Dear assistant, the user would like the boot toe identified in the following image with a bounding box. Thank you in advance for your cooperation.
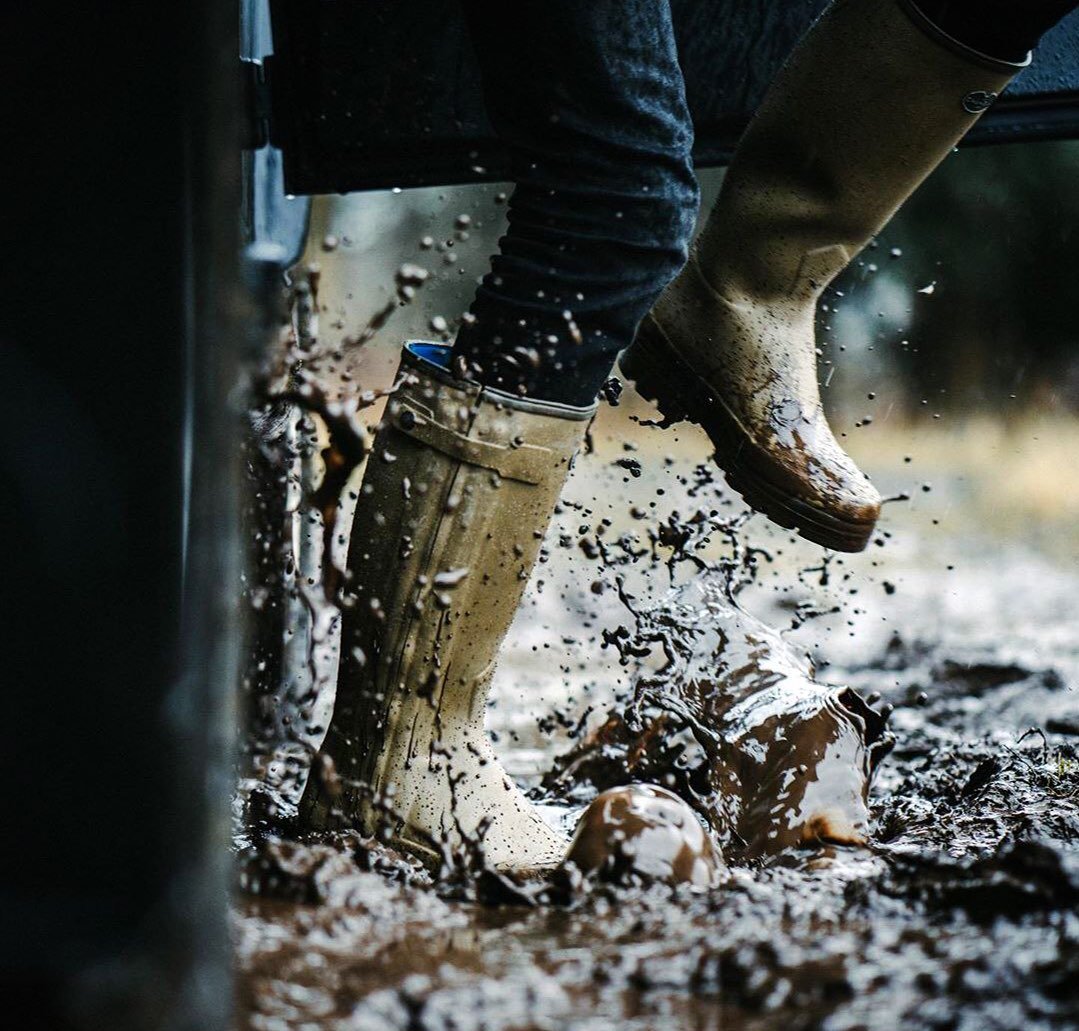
[730,408,881,551]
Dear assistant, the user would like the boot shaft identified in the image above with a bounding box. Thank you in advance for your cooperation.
[698,0,1027,305]
[308,343,594,825]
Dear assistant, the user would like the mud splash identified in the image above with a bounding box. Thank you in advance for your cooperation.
[559,784,726,890]
[544,574,892,862]
[235,530,1079,1031]
[236,642,1079,1031]
[235,272,1078,1028]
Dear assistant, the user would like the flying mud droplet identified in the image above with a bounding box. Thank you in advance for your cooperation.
[433,567,470,589]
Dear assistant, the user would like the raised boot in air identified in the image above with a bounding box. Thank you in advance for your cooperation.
[621,0,1026,551]
[300,343,595,873]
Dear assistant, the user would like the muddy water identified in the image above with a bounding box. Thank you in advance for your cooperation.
[236,382,1079,1029]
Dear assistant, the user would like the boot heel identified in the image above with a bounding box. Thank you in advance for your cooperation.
[620,317,691,425]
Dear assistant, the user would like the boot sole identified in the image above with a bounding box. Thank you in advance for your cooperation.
[621,319,876,553]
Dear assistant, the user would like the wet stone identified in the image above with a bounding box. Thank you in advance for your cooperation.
[561,784,725,889]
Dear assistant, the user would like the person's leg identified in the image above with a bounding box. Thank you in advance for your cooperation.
[300,344,595,871]
[912,0,1079,62]
[301,2,695,871]
[451,0,699,406]
[622,0,1031,553]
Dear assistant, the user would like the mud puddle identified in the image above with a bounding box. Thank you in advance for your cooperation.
[235,380,1079,1029]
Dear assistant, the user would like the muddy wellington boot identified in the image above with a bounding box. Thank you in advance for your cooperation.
[300,343,595,872]
[621,0,1026,551]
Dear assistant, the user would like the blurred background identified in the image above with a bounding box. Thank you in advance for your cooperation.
[304,140,1079,417]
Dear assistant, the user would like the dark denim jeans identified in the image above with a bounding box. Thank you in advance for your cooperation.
[451,0,1078,407]
[451,0,698,407]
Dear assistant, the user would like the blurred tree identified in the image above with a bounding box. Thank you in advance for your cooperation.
[829,139,1079,412]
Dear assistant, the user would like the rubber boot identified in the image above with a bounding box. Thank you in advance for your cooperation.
[621,0,1027,551]
[300,343,595,872]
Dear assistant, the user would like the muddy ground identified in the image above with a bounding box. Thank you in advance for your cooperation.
[233,377,1079,1030]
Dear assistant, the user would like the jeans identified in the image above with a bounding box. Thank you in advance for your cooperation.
[451,0,699,407]
[451,0,1079,407]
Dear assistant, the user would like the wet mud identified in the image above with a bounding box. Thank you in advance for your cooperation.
[236,276,1079,1027]
[560,784,726,890]
[236,529,1079,1031]
[237,705,1078,1031]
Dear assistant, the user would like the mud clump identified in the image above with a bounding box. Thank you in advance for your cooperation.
[238,832,431,905]
[559,784,725,890]
[883,834,1079,919]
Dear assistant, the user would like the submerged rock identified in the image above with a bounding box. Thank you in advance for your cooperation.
[561,784,724,889]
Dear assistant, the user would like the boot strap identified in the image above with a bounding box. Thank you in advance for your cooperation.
[393,398,554,485]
